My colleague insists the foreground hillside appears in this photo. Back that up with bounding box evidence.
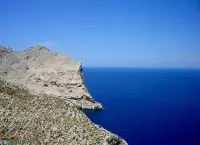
[0,46,127,145]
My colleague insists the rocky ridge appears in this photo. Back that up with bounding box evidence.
[0,45,128,145]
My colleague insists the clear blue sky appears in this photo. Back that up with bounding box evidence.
[0,0,200,67]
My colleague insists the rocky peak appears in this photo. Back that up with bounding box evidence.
[0,45,13,53]
[25,45,50,52]
[0,46,13,60]
[22,45,52,68]
[0,46,19,76]
[23,45,51,58]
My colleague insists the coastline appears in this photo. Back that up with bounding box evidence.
[0,45,127,145]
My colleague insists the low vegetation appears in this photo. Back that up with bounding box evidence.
[0,81,126,145]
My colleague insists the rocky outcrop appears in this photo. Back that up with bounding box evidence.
[0,45,128,145]
[0,45,102,109]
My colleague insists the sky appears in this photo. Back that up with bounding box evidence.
[0,0,200,67]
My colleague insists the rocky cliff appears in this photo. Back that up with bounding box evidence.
[0,45,101,109]
[0,45,127,145]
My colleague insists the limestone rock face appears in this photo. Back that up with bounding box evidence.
[0,45,128,144]
[0,45,102,109]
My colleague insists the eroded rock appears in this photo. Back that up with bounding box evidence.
[0,45,102,109]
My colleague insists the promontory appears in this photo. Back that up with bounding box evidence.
[0,45,127,145]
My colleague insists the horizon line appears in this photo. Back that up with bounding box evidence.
[83,65,200,69]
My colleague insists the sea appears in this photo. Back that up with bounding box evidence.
[83,67,200,145]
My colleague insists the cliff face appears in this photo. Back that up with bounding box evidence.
[0,45,102,109]
[0,45,127,145]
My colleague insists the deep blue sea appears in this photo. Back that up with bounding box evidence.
[83,68,200,145]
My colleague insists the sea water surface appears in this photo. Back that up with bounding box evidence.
[83,68,200,145]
